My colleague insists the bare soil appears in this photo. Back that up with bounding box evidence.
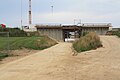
[0,49,40,64]
[0,36,120,80]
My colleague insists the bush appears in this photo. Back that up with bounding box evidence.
[73,32,102,52]
[27,32,40,37]
[112,31,120,37]
[34,36,57,50]
[0,27,27,37]
[0,53,9,60]
[82,32,89,36]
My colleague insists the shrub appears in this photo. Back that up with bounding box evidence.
[35,36,57,50]
[27,32,40,37]
[73,32,102,52]
[0,27,27,37]
[0,53,9,60]
[112,31,120,37]
[82,32,89,36]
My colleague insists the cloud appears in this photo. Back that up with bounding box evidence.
[32,11,111,23]
[0,0,120,27]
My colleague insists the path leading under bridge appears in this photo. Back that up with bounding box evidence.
[0,36,120,80]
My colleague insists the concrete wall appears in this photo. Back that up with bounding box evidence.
[38,29,64,41]
[82,27,109,35]
[37,26,110,42]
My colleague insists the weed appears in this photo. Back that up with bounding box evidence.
[73,32,102,52]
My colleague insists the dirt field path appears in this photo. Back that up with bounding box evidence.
[0,36,120,80]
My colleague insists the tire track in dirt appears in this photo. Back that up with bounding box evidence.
[0,36,120,80]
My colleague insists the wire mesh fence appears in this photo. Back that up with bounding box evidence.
[0,32,9,55]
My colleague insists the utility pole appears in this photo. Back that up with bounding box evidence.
[74,19,81,25]
[29,0,32,25]
[51,5,53,15]
[51,0,54,15]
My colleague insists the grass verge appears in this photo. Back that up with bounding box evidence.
[0,36,57,50]
[0,36,57,60]
[73,32,102,52]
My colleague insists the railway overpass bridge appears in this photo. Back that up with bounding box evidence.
[36,25,81,42]
[35,23,112,41]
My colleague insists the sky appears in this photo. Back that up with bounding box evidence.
[0,0,120,28]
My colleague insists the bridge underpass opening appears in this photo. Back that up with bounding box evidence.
[63,30,81,42]
[35,25,82,42]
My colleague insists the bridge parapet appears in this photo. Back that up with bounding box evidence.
[36,24,62,27]
[82,23,112,27]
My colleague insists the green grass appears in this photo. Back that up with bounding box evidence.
[73,32,102,52]
[0,36,57,50]
[0,36,57,60]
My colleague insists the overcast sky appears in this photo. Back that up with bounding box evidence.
[0,0,120,27]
